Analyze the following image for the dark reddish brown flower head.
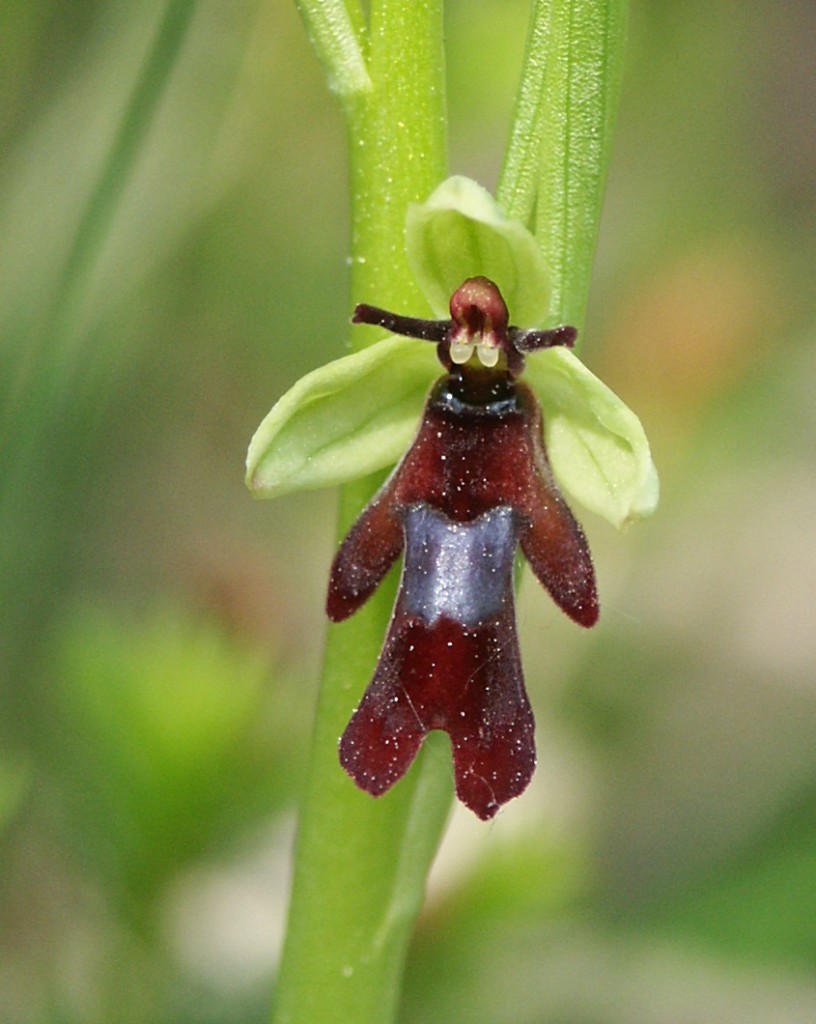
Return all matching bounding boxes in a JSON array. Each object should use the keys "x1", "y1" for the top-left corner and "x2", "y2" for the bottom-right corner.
[
  {"x1": 353, "y1": 275, "x2": 576, "y2": 380},
  {"x1": 331, "y1": 278, "x2": 596, "y2": 819}
]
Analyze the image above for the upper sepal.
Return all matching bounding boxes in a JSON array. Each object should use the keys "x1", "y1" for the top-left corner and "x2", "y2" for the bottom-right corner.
[{"x1": 406, "y1": 176, "x2": 552, "y2": 326}]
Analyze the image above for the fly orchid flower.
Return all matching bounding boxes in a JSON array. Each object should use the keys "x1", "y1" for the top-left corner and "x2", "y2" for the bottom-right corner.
[
  {"x1": 246, "y1": 176, "x2": 658, "y2": 818},
  {"x1": 327, "y1": 277, "x2": 596, "y2": 819}
]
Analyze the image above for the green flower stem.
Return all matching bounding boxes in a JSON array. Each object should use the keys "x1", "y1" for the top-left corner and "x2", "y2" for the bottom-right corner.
[
  {"x1": 346, "y1": 0, "x2": 448, "y2": 334},
  {"x1": 498, "y1": 0, "x2": 628, "y2": 332},
  {"x1": 272, "y1": 3, "x2": 450, "y2": 1023}
]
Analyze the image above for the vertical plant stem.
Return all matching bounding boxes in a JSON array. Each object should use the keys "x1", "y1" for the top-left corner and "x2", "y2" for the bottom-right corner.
[
  {"x1": 272, "y1": 3, "x2": 450, "y2": 1024},
  {"x1": 347, "y1": 0, "x2": 448, "y2": 330}
]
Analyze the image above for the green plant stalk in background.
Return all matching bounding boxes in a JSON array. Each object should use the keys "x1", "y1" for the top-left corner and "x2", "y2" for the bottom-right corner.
[
  {"x1": 3, "y1": 0, "x2": 198, "y2": 432},
  {"x1": 274, "y1": 1, "x2": 628, "y2": 1022},
  {"x1": 0, "y1": 0, "x2": 201, "y2": 704}
]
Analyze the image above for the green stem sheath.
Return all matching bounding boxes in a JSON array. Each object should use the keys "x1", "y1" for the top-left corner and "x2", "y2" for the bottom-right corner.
[{"x1": 499, "y1": 0, "x2": 628, "y2": 333}]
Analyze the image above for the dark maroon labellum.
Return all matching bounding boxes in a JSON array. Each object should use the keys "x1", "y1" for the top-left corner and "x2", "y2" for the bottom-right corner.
[{"x1": 327, "y1": 277, "x2": 597, "y2": 820}]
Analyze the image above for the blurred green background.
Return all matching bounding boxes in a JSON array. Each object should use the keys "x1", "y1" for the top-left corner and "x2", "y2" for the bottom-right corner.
[{"x1": 1, "y1": 1, "x2": 814, "y2": 1022}]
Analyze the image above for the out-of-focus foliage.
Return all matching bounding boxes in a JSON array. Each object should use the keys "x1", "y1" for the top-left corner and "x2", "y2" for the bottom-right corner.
[{"x1": 0, "y1": 1, "x2": 814, "y2": 1023}]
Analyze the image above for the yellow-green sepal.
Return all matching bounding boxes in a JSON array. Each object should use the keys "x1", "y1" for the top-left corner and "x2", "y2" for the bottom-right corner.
[
  {"x1": 246, "y1": 336, "x2": 436, "y2": 499},
  {"x1": 528, "y1": 347, "x2": 659, "y2": 530}
]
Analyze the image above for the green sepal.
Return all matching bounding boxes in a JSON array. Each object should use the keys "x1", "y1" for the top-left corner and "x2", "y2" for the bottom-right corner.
[
  {"x1": 248, "y1": 174, "x2": 657, "y2": 527},
  {"x1": 246, "y1": 330, "x2": 657, "y2": 531},
  {"x1": 246, "y1": 335, "x2": 436, "y2": 498},
  {"x1": 406, "y1": 176, "x2": 551, "y2": 325},
  {"x1": 528, "y1": 347, "x2": 659, "y2": 530}
]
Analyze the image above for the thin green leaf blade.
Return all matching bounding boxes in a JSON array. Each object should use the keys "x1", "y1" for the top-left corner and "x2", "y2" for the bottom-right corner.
[
  {"x1": 293, "y1": 0, "x2": 371, "y2": 106},
  {"x1": 534, "y1": 0, "x2": 628, "y2": 329}
]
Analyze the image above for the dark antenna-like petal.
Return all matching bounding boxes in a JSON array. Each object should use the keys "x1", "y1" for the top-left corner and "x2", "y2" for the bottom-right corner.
[
  {"x1": 510, "y1": 324, "x2": 577, "y2": 352},
  {"x1": 352, "y1": 304, "x2": 450, "y2": 342}
]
